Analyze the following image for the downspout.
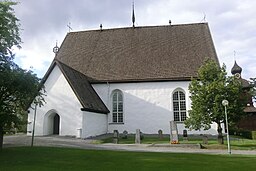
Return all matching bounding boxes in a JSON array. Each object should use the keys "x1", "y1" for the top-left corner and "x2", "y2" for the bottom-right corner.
[
  {"x1": 107, "y1": 82, "x2": 110, "y2": 106},
  {"x1": 106, "y1": 82, "x2": 110, "y2": 133}
]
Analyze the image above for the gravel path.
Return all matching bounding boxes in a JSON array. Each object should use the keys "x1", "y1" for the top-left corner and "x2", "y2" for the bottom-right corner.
[{"x1": 3, "y1": 134, "x2": 256, "y2": 155}]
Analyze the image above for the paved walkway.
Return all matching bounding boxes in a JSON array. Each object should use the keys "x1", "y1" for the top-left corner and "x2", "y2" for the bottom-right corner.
[{"x1": 3, "y1": 134, "x2": 256, "y2": 155}]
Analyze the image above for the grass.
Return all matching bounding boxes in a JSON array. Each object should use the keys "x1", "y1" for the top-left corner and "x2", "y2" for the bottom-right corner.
[
  {"x1": 102, "y1": 135, "x2": 256, "y2": 150},
  {"x1": 204, "y1": 139, "x2": 256, "y2": 150},
  {"x1": 0, "y1": 147, "x2": 256, "y2": 171}
]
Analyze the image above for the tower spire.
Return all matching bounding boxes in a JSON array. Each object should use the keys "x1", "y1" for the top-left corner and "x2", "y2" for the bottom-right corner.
[
  {"x1": 233, "y1": 50, "x2": 236, "y2": 61},
  {"x1": 132, "y1": 1, "x2": 135, "y2": 27},
  {"x1": 231, "y1": 60, "x2": 242, "y2": 75}
]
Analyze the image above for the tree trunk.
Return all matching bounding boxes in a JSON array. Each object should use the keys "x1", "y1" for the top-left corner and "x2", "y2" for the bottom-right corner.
[
  {"x1": 0, "y1": 126, "x2": 3, "y2": 150},
  {"x1": 217, "y1": 123, "x2": 224, "y2": 144}
]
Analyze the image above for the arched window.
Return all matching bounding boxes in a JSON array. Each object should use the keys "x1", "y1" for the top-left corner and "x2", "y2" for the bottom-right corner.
[
  {"x1": 173, "y1": 90, "x2": 186, "y2": 121},
  {"x1": 112, "y1": 90, "x2": 123, "y2": 123}
]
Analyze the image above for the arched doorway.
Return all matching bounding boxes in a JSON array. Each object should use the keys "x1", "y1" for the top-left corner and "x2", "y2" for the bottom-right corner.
[
  {"x1": 53, "y1": 114, "x2": 60, "y2": 135},
  {"x1": 43, "y1": 110, "x2": 60, "y2": 135}
]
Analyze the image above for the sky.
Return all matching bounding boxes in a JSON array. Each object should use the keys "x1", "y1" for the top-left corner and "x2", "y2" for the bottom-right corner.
[{"x1": 12, "y1": 0, "x2": 256, "y2": 79}]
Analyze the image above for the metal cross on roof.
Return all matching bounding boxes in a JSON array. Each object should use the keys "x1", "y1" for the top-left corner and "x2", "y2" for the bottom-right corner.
[
  {"x1": 234, "y1": 50, "x2": 236, "y2": 61},
  {"x1": 67, "y1": 22, "x2": 72, "y2": 32}
]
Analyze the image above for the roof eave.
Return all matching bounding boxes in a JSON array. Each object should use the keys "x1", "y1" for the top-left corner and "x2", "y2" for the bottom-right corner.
[
  {"x1": 90, "y1": 77, "x2": 195, "y2": 84},
  {"x1": 57, "y1": 61, "x2": 110, "y2": 113},
  {"x1": 81, "y1": 108, "x2": 109, "y2": 114}
]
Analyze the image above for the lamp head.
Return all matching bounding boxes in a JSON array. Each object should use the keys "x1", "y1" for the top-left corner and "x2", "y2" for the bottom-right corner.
[{"x1": 222, "y1": 100, "x2": 229, "y2": 106}]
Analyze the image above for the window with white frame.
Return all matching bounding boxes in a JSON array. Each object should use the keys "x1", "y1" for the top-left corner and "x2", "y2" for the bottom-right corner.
[
  {"x1": 112, "y1": 90, "x2": 123, "y2": 123},
  {"x1": 173, "y1": 90, "x2": 186, "y2": 121}
]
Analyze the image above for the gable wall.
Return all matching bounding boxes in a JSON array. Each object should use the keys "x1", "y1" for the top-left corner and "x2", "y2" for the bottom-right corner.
[
  {"x1": 93, "y1": 81, "x2": 218, "y2": 135},
  {"x1": 27, "y1": 65, "x2": 83, "y2": 137}
]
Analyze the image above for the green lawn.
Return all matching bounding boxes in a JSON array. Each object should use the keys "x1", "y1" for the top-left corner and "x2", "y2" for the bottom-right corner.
[
  {"x1": 1, "y1": 147, "x2": 256, "y2": 171},
  {"x1": 102, "y1": 135, "x2": 256, "y2": 150}
]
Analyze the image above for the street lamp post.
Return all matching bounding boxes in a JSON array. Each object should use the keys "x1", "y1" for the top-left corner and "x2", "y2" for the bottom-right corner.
[
  {"x1": 222, "y1": 100, "x2": 231, "y2": 154},
  {"x1": 31, "y1": 103, "x2": 37, "y2": 147}
]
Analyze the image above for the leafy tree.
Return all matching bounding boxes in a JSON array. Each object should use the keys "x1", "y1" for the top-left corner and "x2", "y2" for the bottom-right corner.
[
  {"x1": 0, "y1": 1, "x2": 21, "y2": 54},
  {"x1": 249, "y1": 78, "x2": 256, "y2": 103},
  {"x1": 184, "y1": 59, "x2": 245, "y2": 144},
  {"x1": 0, "y1": 1, "x2": 44, "y2": 149}
]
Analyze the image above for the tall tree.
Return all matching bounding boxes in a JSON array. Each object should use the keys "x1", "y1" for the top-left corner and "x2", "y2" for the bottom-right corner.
[
  {"x1": 0, "y1": 1, "x2": 44, "y2": 149},
  {"x1": 185, "y1": 59, "x2": 245, "y2": 144},
  {"x1": 250, "y1": 78, "x2": 256, "y2": 103},
  {"x1": 0, "y1": 1, "x2": 21, "y2": 54}
]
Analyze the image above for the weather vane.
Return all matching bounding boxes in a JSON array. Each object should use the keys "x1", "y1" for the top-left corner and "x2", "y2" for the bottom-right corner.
[{"x1": 132, "y1": 1, "x2": 135, "y2": 27}]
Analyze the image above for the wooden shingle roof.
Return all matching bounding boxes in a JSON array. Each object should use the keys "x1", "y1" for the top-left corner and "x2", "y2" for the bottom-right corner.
[
  {"x1": 58, "y1": 61, "x2": 109, "y2": 114},
  {"x1": 42, "y1": 60, "x2": 109, "y2": 114},
  {"x1": 56, "y1": 23, "x2": 219, "y2": 83}
]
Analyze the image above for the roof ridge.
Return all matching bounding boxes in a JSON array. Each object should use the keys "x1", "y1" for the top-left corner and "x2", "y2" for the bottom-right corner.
[{"x1": 67, "y1": 22, "x2": 209, "y2": 34}]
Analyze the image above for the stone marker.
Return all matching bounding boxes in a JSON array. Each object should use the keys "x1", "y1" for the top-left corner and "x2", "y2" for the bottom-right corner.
[
  {"x1": 158, "y1": 129, "x2": 163, "y2": 139},
  {"x1": 140, "y1": 131, "x2": 144, "y2": 140},
  {"x1": 202, "y1": 135, "x2": 208, "y2": 144},
  {"x1": 135, "y1": 129, "x2": 141, "y2": 144},
  {"x1": 122, "y1": 130, "x2": 128, "y2": 139},
  {"x1": 113, "y1": 130, "x2": 119, "y2": 144},
  {"x1": 76, "y1": 128, "x2": 82, "y2": 138},
  {"x1": 170, "y1": 121, "x2": 178, "y2": 143},
  {"x1": 183, "y1": 129, "x2": 188, "y2": 141}
]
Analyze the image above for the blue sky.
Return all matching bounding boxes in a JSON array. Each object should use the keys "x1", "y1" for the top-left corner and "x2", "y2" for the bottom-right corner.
[{"x1": 13, "y1": 0, "x2": 255, "y2": 79}]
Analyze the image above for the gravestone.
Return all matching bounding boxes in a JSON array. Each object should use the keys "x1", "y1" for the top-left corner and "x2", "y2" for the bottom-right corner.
[
  {"x1": 170, "y1": 121, "x2": 179, "y2": 143},
  {"x1": 135, "y1": 129, "x2": 141, "y2": 144},
  {"x1": 158, "y1": 130, "x2": 163, "y2": 139},
  {"x1": 183, "y1": 129, "x2": 188, "y2": 141},
  {"x1": 202, "y1": 135, "x2": 208, "y2": 144},
  {"x1": 113, "y1": 130, "x2": 119, "y2": 144},
  {"x1": 122, "y1": 130, "x2": 128, "y2": 139},
  {"x1": 140, "y1": 131, "x2": 144, "y2": 140}
]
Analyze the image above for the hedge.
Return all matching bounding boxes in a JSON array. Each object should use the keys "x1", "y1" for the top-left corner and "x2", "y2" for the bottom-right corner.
[{"x1": 229, "y1": 129, "x2": 253, "y2": 139}]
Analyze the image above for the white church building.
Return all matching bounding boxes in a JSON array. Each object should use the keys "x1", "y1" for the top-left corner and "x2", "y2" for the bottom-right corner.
[{"x1": 27, "y1": 23, "x2": 220, "y2": 138}]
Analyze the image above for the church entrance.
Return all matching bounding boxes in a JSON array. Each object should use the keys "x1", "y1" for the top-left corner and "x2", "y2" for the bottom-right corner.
[
  {"x1": 43, "y1": 110, "x2": 61, "y2": 136},
  {"x1": 53, "y1": 114, "x2": 60, "y2": 135}
]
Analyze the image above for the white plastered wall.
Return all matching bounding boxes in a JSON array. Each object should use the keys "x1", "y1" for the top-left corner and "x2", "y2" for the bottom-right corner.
[
  {"x1": 27, "y1": 65, "x2": 83, "y2": 137},
  {"x1": 27, "y1": 66, "x2": 219, "y2": 138},
  {"x1": 82, "y1": 111, "x2": 108, "y2": 138},
  {"x1": 92, "y1": 81, "x2": 218, "y2": 135}
]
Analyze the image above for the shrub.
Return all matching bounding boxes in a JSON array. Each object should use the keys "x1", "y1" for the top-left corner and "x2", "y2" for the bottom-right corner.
[
  {"x1": 252, "y1": 131, "x2": 256, "y2": 140},
  {"x1": 230, "y1": 128, "x2": 252, "y2": 139}
]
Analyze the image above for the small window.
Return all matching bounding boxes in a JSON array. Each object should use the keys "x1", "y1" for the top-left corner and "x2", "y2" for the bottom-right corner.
[
  {"x1": 112, "y1": 90, "x2": 123, "y2": 123},
  {"x1": 173, "y1": 90, "x2": 186, "y2": 121}
]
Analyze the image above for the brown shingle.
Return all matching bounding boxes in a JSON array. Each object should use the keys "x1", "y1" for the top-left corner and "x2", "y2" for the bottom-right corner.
[
  {"x1": 244, "y1": 106, "x2": 256, "y2": 113},
  {"x1": 41, "y1": 60, "x2": 109, "y2": 114},
  {"x1": 56, "y1": 23, "x2": 218, "y2": 83},
  {"x1": 57, "y1": 61, "x2": 109, "y2": 114}
]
